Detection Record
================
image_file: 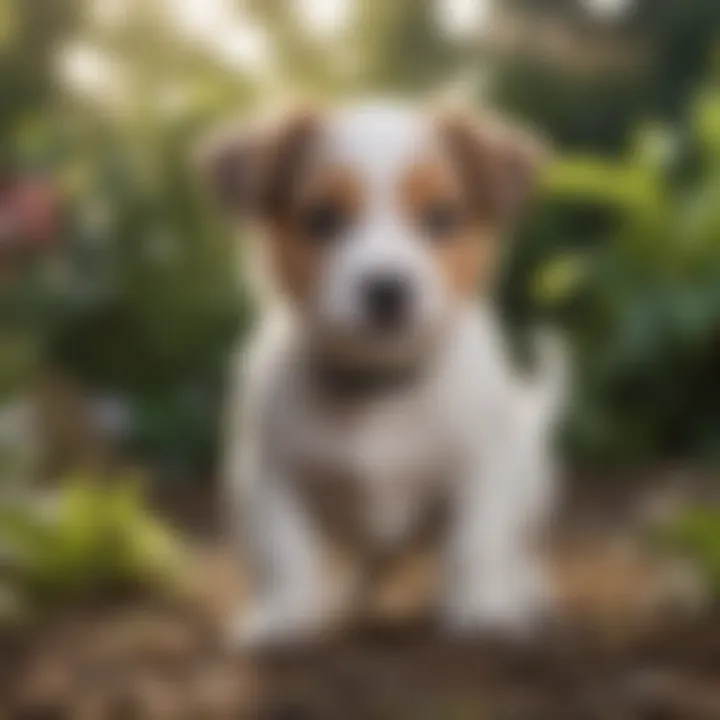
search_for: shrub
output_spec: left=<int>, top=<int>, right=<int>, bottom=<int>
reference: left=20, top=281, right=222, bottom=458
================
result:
left=650, top=506, right=720, bottom=597
left=513, top=81, right=720, bottom=464
left=0, top=471, right=187, bottom=624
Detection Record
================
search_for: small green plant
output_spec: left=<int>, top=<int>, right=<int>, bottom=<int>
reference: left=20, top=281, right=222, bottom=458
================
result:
left=0, top=471, right=187, bottom=621
left=650, top=506, right=720, bottom=595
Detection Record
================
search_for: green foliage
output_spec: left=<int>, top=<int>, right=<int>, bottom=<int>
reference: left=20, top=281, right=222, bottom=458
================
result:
left=522, top=83, right=720, bottom=463
left=1, top=0, right=717, bottom=472
left=0, top=472, right=187, bottom=620
left=492, top=59, right=649, bottom=155
left=352, top=0, right=463, bottom=94
left=492, top=0, right=720, bottom=153
left=0, top=0, right=84, bottom=145
left=650, top=506, right=720, bottom=593
left=0, top=0, right=252, bottom=464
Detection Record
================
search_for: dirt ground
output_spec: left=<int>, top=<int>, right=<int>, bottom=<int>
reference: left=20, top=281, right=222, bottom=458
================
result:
left=3, top=471, right=720, bottom=719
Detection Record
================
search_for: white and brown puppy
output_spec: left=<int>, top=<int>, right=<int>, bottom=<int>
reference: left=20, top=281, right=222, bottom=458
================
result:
left=202, top=101, right=564, bottom=647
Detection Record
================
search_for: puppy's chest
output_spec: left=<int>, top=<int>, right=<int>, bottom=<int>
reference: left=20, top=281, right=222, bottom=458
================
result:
left=280, top=390, right=454, bottom=546
left=293, top=393, right=448, bottom=477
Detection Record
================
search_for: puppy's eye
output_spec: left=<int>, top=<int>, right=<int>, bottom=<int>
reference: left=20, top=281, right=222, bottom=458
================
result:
left=300, top=202, right=347, bottom=242
left=422, top=203, right=463, bottom=240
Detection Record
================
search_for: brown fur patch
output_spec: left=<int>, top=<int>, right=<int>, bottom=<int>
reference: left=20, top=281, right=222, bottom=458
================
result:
left=268, top=163, right=364, bottom=304
left=435, top=111, right=546, bottom=228
left=260, top=111, right=323, bottom=218
left=398, top=160, right=498, bottom=299
left=399, top=160, right=464, bottom=218
left=435, top=227, right=499, bottom=299
left=199, top=109, right=322, bottom=218
left=202, top=111, right=362, bottom=305
left=292, top=163, right=364, bottom=220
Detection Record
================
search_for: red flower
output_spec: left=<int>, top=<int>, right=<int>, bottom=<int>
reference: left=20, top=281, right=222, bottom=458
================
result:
left=0, top=177, right=59, bottom=256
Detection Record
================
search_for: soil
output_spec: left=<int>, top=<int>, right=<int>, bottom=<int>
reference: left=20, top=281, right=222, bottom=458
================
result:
left=2, top=472, right=720, bottom=719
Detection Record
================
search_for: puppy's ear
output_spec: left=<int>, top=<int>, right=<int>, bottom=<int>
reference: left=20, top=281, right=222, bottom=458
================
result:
left=438, top=112, right=549, bottom=228
left=196, top=123, right=259, bottom=214
left=196, top=110, right=320, bottom=220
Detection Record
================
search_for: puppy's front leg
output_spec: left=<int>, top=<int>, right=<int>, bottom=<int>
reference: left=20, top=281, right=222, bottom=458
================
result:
left=229, top=468, right=327, bottom=648
left=222, top=346, right=328, bottom=648
left=443, top=414, right=547, bottom=635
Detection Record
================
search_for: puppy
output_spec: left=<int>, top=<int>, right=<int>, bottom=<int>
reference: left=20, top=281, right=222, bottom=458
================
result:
left=201, top=101, right=564, bottom=647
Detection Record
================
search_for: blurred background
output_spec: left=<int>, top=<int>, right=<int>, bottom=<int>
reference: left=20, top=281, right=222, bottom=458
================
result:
left=1, top=0, right=720, bottom=717
left=2, top=0, right=720, bottom=478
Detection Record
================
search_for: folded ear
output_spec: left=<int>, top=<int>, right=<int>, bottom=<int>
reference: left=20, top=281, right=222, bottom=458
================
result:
left=437, top=111, right=549, bottom=228
left=196, top=110, right=320, bottom=220
left=195, top=122, right=259, bottom=214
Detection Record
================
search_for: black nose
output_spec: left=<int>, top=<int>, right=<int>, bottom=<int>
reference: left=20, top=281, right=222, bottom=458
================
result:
left=361, top=273, right=412, bottom=330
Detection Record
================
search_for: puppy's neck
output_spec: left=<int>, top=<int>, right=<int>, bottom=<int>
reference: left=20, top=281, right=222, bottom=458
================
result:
left=306, top=352, right=427, bottom=403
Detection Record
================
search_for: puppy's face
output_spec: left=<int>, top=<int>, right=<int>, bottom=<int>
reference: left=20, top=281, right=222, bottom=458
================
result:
left=202, top=103, right=545, bottom=366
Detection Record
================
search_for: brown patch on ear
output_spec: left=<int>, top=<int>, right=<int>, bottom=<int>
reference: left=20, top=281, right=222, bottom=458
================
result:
left=437, top=111, right=548, bottom=229
left=259, top=112, right=322, bottom=218
left=197, top=110, right=322, bottom=219
left=196, top=123, right=259, bottom=213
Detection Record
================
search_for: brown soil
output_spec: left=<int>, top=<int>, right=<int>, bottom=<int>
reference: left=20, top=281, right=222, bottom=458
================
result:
left=4, top=598, right=720, bottom=719
left=3, top=474, right=720, bottom=719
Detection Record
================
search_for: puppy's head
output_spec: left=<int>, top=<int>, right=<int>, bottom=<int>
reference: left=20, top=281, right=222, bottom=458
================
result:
left=201, top=102, right=546, bottom=366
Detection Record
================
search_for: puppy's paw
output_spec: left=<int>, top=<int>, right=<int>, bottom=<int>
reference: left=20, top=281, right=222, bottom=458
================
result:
left=227, top=602, right=321, bottom=650
left=442, top=577, right=551, bottom=640
left=442, top=591, right=531, bottom=638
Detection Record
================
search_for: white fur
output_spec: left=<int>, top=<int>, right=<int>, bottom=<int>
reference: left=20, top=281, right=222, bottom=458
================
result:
left=223, top=102, right=564, bottom=646
left=307, top=103, right=450, bottom=365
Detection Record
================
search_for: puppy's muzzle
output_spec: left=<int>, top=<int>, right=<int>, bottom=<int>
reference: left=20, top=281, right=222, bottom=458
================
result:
left=361, top=272, right=413, bottom=332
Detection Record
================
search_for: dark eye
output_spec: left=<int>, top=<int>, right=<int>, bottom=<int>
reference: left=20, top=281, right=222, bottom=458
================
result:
left=422, top=202, right=463, bottom=240
left=300, top=201, right=347, bottom=242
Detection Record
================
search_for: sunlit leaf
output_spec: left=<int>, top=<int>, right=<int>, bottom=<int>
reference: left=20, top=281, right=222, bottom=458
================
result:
left=533, top=253, right=588, bottom=306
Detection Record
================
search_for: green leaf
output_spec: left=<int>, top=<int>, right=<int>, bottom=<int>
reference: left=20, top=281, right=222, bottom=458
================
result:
left=694, top=89, right=720, bottom=159
left=652, top=507, right=720, bottom=591
left=533, top=253, right=588, bottom=306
